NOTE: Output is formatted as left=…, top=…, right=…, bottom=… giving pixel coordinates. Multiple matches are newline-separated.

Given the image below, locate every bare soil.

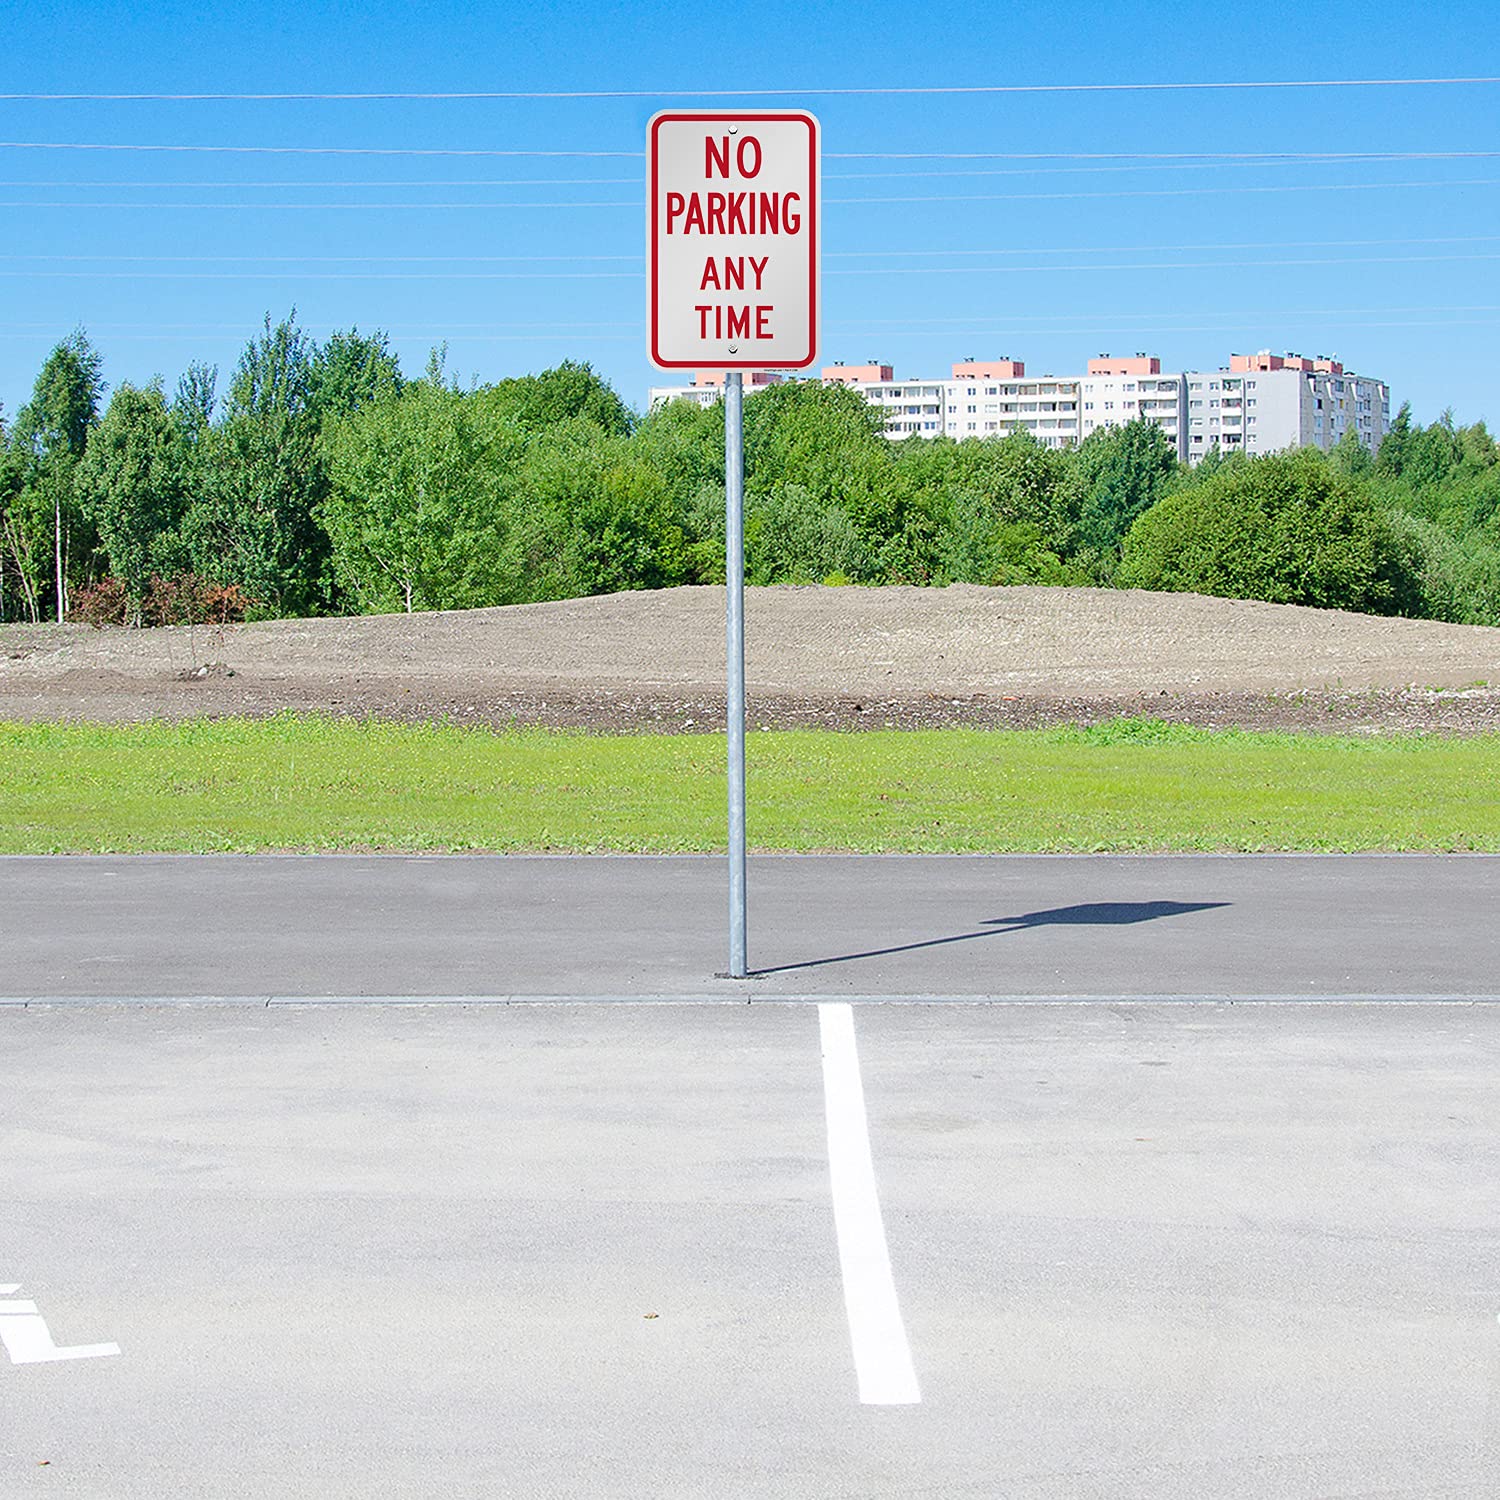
left=4, top=584, right=1500, bottom=734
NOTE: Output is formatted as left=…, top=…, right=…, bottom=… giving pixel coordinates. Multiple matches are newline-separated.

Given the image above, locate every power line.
left=835, top=235, right=1500, bottom=258
left=6, top=252, right=1496, bottom=281
left=7, top=152, right=1500, bottom=189
left=0, top=269, right=639, bottom=279
left=6, top=176, right=1495, bottom=210
left=836, top=253, right=1500, bottom=275
left=0, top=176, right=642, bottom=189
left=855, top=303, right=1500, bottom=325
left=0, top=252, right=641, bottom=263
left=0, top=198, right=638, bottom=209
left=833, top=177, right=1500, bottom=204
left=1, top=317, right=1495, bottom=346
left=5, top=141, right=1500, bottom=162
left=829, top=155, right=1500, bottom=179
left=8, top=234, right=1495, bottom=266
left=4, top=302, right=1492, bottom=333
left=829, top=149, right=1500, bottom=161
left=2, top=76, right=1498, bottom=100
left=0, top=141, right=640, bottom=157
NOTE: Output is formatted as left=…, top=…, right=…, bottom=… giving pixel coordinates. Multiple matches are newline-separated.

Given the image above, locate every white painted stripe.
left=818, top=1001, right=921, bottom=1406
left=0, top=1299, right=119, bottom=1365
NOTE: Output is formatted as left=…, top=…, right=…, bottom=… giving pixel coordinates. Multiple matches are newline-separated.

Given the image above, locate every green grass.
left=2, top=713, right=1499, bottom=853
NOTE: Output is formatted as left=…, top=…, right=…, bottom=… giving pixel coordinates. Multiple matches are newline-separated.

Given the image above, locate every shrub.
left=144, top=573, right=256, bottom=627
left=1116, top=450, right=1414, bottom=615
left=745, top=483, right=873, bottom=584
left=1380, top=509, right=1500, bottom=626
left=67, top=577, right=129, bottom=627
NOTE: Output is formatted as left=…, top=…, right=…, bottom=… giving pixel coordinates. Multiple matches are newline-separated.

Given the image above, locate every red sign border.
left=647, top=110, right=820, bottom=372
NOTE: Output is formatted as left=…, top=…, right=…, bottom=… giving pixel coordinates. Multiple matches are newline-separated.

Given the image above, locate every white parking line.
left=818, top=1002, right=921, bottom=1406
left=0, top=1286, right=119, bottom=1365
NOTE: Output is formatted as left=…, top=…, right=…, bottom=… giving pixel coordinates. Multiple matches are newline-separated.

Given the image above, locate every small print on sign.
left=648, top=111, right=820, bottom=371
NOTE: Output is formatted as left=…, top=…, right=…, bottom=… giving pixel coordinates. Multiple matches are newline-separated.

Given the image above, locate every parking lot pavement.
left=4, top=1000, right=1498, bottom=1498
left=4, top=853, right=1500, bottom=1000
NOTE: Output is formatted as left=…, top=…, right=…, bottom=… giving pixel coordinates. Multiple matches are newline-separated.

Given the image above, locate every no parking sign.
left=647, top=111, right=820, bottom=371
left=647, top=109, right=821, bottom=978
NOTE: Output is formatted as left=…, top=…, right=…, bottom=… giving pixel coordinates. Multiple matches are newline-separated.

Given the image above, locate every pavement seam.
left=1, top=992, right=1496, bottom=1007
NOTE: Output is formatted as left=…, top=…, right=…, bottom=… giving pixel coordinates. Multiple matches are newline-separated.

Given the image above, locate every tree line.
left=1, top=315, right=1497, bottom=628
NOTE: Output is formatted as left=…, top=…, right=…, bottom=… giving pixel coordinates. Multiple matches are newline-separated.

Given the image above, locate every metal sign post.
left=725, top=371, right=747, bottom=976
left=647, top=109, right=820, bottom=979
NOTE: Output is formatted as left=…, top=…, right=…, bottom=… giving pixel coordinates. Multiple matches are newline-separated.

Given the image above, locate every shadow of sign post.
left=756, top=901, right=1232, bottom=977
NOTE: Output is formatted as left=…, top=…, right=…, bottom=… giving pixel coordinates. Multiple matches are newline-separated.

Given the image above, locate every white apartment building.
left=823, top=364, right=947, bottom=436
left=1077, top=355, right=1189, bottom=460
left=1184, top=352, right=1390, bottom=460
left=648, top=368, right=787, bottom=411
left=648, top=349, right=1389, bottom=462
left=941, top=359, right=1080, bottom=448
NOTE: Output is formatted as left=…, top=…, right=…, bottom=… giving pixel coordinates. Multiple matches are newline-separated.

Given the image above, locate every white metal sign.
left=647, top=110, right=820, bottom=371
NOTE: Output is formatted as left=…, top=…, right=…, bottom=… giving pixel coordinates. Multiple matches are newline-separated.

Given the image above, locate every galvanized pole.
left=725, top=371, right=748, bottom=978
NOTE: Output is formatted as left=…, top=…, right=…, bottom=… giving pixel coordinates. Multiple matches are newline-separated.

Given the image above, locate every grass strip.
left=2, top=713, right=1499, bottom=854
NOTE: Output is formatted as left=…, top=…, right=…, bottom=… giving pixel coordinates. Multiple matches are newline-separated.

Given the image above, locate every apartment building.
left=942, top=359, right=1082, bottom=448
left=1183, top=353, right=1390, bottom=460
left=823, top=363, right=947, bottom=437
left=1077, top=355, right=1189, bottom=460
left=648, top=349, right=1389, bottom=461
left=648, top=368, right=786, bottom=412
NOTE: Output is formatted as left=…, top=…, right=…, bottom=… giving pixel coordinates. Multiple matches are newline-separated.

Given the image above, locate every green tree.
left=309, top=329, right=404, bottom=422
left=1117, top=448, right=1411, bottom=614
left=1330, top=425, right=1375, bottom=479
left=182, top=313, right=328, bottom=614
left=77, top=383, right=187, bottom=623
left=740, top=381, right=937, bottom=579
left=495, top=418, right=692, bottom=601
left=891, top=429, right=1077, bottom=584
left=1376, top=401, right=1415, bottom=478
left=1066, top=419, right=1179, bottom=575
left=172, top=361, right=218, bottom=440
left=744, top=482, right=873, bottom=583
left=11, top=330, right=105, bottom=620
left=0, top=405, right=27, bottom=621
left=321, top=380, right=517, bottom=613
left=482, top=360, right=633, bottom=437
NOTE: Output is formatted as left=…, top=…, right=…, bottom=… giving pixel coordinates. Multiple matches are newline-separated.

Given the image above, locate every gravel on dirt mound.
left=3, top=584, right=1499, bottom=734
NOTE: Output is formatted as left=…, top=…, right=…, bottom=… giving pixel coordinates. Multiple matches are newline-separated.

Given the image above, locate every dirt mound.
left=3, top=584, right=1499, bottom=733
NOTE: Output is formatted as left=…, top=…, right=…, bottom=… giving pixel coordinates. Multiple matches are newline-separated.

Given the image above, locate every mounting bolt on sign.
left=648, top=110, right=821, bottom=978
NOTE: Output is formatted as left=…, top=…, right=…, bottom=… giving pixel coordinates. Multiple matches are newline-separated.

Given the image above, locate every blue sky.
left=2, top=0, right=1498, bottom=426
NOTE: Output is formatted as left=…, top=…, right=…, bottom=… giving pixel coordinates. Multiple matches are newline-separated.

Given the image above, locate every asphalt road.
left=3, top=853, right=1500, bottom=999
left=5, top=856, right=1499, bottom=1495
left=4, top=1000, right=1498, bottom=1498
